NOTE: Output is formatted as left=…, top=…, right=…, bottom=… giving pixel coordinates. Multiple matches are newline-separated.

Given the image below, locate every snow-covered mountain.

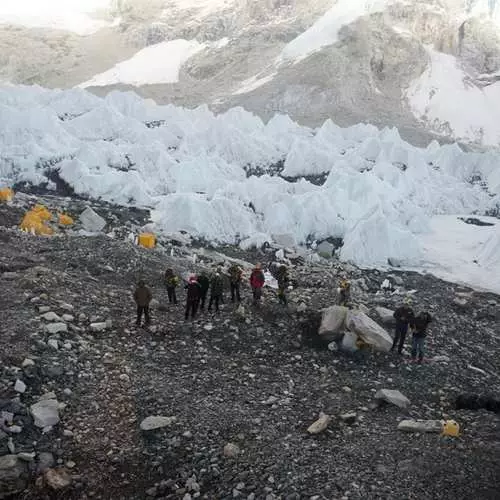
left=1, top=0, right=500, bottom=146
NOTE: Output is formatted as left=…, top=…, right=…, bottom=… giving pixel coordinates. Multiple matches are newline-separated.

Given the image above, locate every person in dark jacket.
left=391, top=297, right=415, bottom=354
left=164, top=268, right=179, bottom=304
left=134, top=279, right=152, bottom=326
left=197, top=272, right=210, bottom=311
left=276, top=265, right=290, bottom=306
left=185, top=275, right=201, bottom=320
left=228, top=264, right=243, bottom=303
left=410, top=311, right=433, bottom=363
left=250, top=263, right=265, bottom=306
left=208, top=269, right=224, bottom=313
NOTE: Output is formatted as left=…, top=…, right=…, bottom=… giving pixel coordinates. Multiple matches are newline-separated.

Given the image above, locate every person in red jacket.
left=249, top=263, right=265, bottom=306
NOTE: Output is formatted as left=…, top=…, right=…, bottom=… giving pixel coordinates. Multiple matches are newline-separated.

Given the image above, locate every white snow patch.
left=0, top=0, right=116, bottom=35
left=233, top=73, right=277, bottom=95
left=278, top=0, right=393, bottom=64
left=407, top=48, right=500, bottom=146
left=80, top=39, right=222, bottom=87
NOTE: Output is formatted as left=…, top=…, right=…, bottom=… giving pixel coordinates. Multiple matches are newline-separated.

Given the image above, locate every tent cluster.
left=19, top=203, right=74, bottom=236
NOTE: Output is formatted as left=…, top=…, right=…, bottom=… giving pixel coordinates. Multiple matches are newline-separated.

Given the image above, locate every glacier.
left=0, top=84, right=499, bottom=292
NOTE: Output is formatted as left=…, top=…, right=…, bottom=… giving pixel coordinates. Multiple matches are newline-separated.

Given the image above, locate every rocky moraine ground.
left=1, top=192, right=500, bottom=500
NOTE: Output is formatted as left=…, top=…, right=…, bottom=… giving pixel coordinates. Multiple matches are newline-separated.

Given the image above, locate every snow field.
left=0, top=84, right=499, bottom=292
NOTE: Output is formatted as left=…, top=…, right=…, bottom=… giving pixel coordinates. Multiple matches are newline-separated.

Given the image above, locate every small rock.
left=30, top=399, right=60, bottom=428
left=90, top=322, right=107, bottom=333
left=44, top=468, right=72, bottom=490
left=45, top=323, right=67, bottom=334
left=38, top=306, right=51, bottom=313
left=297, top=302, right=307, bottom=313
left=14, top=380, right=27, bottom=393
left=37, top=452, right=55, bottom=474
left=41, top=311, right=62, bottom=322
left=307, top=413, right=331, bottom=434
left=60, top=303, right=74, bottom=312
left=140, top=416, right=176, bottom=431
left=17, top=452, right=36, bottom=462
left=397, top=419, right=442, bottom=433
left=374, top=389, right=410, bottom=409
left=62, top=314, right=74, bottom=322
left=0, top=454, right=27, bottom=496
left=340, top=412, right=357, bottom=425
left=47, top=339, right=59, bottom=350
left=22, top=358, right=35, bottom=368
left=223, top=443, right=240, bottom=458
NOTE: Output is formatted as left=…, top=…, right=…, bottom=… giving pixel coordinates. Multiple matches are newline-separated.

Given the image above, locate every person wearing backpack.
left=276, top=265, right=290, bottom=306
left=164, top=268, right=179, bottom=304
left=134, top=279, right=152, bottom=327
left=410, top=311, right=433, bottom=363
left=228, top=264, right=243, bottom=303
left=249, top=263, right=265, bottom=307
left=184, top=275, right=201, bottom=320
left=391, top=297, right=415, bottom=354
left=208, top=269, right=224, bottom=313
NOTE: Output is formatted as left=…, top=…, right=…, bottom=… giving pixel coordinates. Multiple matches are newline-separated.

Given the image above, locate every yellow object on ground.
left=32, top=204, right=52, bottom=221
left=58, top=213, right=74, bottom=226
left=138, top=232, right=156, bottom=249
left=0, top=187, right=14, bottom=202
left=20, top=210, right=54, bottom=236
left=442, top=420, right=460, bottom=437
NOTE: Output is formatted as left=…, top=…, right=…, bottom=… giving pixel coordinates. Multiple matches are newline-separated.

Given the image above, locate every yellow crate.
left=0, top=187, right=14, bottom=202
left=138, top=232, right=156, bottom=249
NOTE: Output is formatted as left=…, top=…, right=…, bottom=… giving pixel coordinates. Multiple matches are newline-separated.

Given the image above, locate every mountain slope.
left=1, top=0, right=500, bottom=146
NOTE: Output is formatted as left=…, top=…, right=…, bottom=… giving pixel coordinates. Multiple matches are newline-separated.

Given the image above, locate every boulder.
left=30, top=399, right=60, bottom=428
left=307, top=413, right=331, bottom=434
left=14, top=380, right=26, bottom=393
left=79, top=207, right=106, bottom=232
left=140, top=416, right=176, bottom=431
left=375, top=307, right=395, bottom=326
left=397, top=419, right=442, bottom=433
left=345, top=310, right=392, bottom=352
left=318, top=306, right=348, bottom=339
left=0, top=455, right=27, bottom=498
left=375, top=389, right=411, bottom=409
left=223, top=442, right=241, bottom=458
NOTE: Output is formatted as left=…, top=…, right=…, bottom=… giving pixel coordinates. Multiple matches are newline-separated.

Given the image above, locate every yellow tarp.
left=20, top=211, right=54, bottom=236
left=0, top=187, right=14, bottom=202
left=32, top=204, right=52, bottom=221
left=138, top=232, right=156, bottom=249
left=58, top=213, right=74, bottom=226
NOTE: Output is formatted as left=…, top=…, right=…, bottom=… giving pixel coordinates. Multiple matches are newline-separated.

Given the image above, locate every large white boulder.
left=397, top=420, right=442, bottom=433
left=318, top=306, right=348, bottom=339
left=345, top=310, right=392, bottom=352
left=140, top=416, right=176, bottom=431
left=79, top=207, right=106, bottom=232
left=375, top=389, right=410, bottom=409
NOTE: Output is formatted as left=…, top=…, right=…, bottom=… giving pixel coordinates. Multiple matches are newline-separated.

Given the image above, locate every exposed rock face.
left=1, top=1, right=500, bottom=145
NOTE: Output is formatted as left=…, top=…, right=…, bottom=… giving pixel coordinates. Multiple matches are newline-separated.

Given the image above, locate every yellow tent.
left=58, top=213, right=74, bottom=226
left=0, top=187, right=14, bottom=202
left=20, top=208, right=54, bottom=236
left=138, top=233, right=156, bottom=249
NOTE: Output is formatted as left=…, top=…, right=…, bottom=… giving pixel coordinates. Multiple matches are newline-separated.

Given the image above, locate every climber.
left=208, top=268, right=224, bottom=313
left=164, top=268, right=179, bottom=304
left=185, top=274, right=201, bottom=320
left=338, top=276, right=351, bottom=306
left=228, top=264, right=243, bottom=303
left=410, top=310, right=433, bottom=363
left=249, top=263, right=265, bottom=306
left=134, top=279, right=152, bottom=327
left=276, top=264, right=290, bottom=306
left=197, top=271, right=210, bottom=311
left=391, top=297, right=415, bottom=354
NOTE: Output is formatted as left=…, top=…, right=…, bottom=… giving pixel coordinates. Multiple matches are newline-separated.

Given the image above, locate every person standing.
left=208, top=269, right=224, bottom=313
left=338, top=276, right=351, bottom=306
left=164, top=268, right=179, bottom=304
left=250, top=263, right=265, bottom=307
left=410, top=311, right=433, bottom=363
left=276, top=265, right=290, bottom=306
left=197, top=272, right=210, bottom=311
left=185, top=275, right=201, bottom=320
left=228, top=264, right=243, bottom=303
left=391, top=297, right=415, bottom=354
left=134, top=279, right=152, bottom=327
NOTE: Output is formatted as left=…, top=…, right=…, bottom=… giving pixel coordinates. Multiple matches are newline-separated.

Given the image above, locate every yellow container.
left=138, top=232, right=156, bottom=249
left=32, top=204, right=52, bottom=221
left=442, top=420, right=460, bottom=437
left=0, top=187, right=14, bottom=202
left=58, top=213, right=74, bottom=226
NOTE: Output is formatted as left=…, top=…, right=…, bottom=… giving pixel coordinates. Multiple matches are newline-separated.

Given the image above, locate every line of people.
left=133, top=262, right=292, bottom=325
